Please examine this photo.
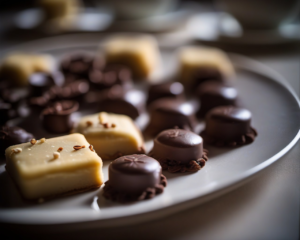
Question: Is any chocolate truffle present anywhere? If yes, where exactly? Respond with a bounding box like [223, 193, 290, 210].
[41, 100, 79, 133]
[144, 98, 197, 138]
[201, 106, 257, 147]
[196, 81, 237, 118]
[29, 72, 55, 97]
[0, 126, 34, 157]
[89, 64, 133, 91]
[97, 85, 145, 120]
[149, 129, 208, 173]
[103, 154, 167, 203]
[146, 82, 184, 106]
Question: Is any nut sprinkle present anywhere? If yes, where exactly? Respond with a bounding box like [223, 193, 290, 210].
[57, 147, 63, 152]
[86, 121, 93, 127]
[89, 145, 95, 152]
[73, 145, 85, 150]
[30, 139, 37, 145]
[40, 138, 46, 143]
[53, 152, 60, 159]
[11, 148, 22, 154]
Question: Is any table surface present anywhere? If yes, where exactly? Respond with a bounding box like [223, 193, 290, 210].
[0, 10, 299, 240]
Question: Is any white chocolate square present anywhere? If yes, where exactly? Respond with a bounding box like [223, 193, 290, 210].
[0, 53, 53, 87]
[178, 46, 235, 88]
[5, 133, 103, 200]
[74, 112, 145, 160]
[103, 34, 160, 79]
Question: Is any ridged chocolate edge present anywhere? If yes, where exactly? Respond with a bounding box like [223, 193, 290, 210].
[103, 174, 167, 203]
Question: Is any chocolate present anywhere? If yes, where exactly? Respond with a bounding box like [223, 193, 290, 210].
[60, 52, 95, 80]
[41, 100, 79, 133]
[29, 72, 55, 97]
[196, 81, 237, 118]
[103, 154, 167, 202]
[146, 82, 184, 106]
[144, 98, 197, 138]
[89, 64, 133, 91]
[0, 126, 34, 157]
[200, 106, 257, 147]
[191, 66, 224, 90]
[96, 85, 145, 120]
[0, 102, 15, 125]
[149, 129, 208, 173]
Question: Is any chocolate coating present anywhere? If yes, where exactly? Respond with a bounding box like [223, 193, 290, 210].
[29, 72, 55, 97]
[0, 126, 34, 157]
[201, 106, 257, 146]
[147, 82, 184, 105]
[109, 155, 162, 195]
[41, 100, 79, 133]
[145, 98, 197, 138]
[97, 85, 145, 120]
[151, 129, 203, 164]
[89, 64, 132, 91]
[196, 81, 237, 118]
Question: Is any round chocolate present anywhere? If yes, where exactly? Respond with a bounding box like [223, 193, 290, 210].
[196, 81, 237, 118]
[29, 72, 55, 97]
[147, 82, 184, 105]
[109, 155, 162, 195]
[41, 100, 79, 133]
[89, 64, 132, 91]
[0, 126, 34, 157]
[98, 85, 145, 120]
[150, 129, 203, 165]
[191, 66, 224, 91]
[204, 106, 252, 142]
[60, 52, 95, 79]
[145, 98, 197, 138]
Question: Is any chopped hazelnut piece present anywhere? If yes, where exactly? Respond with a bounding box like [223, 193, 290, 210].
[86, 121, 93, 127]
[30, 139, 37, 145]
[103, 123, 109, 128]
[53, 152, 60, 159]
[57, 147, 63, 152]
[111, 123, 116, 128]
[40, 138, 46, 143]
[89, 145, 95, 152]
[12, 148, 22, 153]
[73, 145, 85, 150]
[99, 112, 108, 124]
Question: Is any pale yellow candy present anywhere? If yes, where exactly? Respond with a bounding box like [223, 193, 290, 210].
[178, 46, 235, 89]
[74, 112, 145, 160]
[5, 133, 103, 200]
[103, 34, 160, 79]
[0, 53, 53, 86]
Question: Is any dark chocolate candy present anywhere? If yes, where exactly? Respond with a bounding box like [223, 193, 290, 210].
[0, 102, 14, 125]
[201, 106, 257, 147]
[149, 129, 208, 173]
[60, 52, 95, 80]
[29, 72, 55, 97]
[41, 100, 79, 133]
[109, 155, 162, 195]
[97, 85, 145, 120]
[146, 81, 184, 106]
[144, 98, 197, 138]
[0, 126, 34, 157]
[196, 81, 237, 118]
[89, 64, 132, 91]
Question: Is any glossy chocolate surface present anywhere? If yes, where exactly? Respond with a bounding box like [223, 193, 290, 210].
[204, 106, 252, 141]
[150, 129, 203, 164]
[41, 100, 79, 133]
[147, 82, 184, 105]
[145, 98, 197, 138]
[197, 81, 237, 117]
[109, 154, 162, 195]
[97, 85, 145, 120]
[0, 126, 34, 157]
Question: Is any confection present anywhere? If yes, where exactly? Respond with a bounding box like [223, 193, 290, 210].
[5, 133, 103, 200]
[144, 98, 197, 138]
[96, 85, 145, 120]
[103, 154, 167, 202]
[41, 100, 79, 133]
[200, 106, 257, 147]
[0, 53, 53, 87]
[89, 64, 132, 91]
[146, 81, 184, 106]
[196, 81, 237, 117]
[74, 112, 145, 160]
[0, 102, 15, 125]
[149, 129, 208, 173]
[29, 72, 56, 97]
[178, 46, 235, 91]
[0, 126, 34, 158]
[103, 34, 160, 79]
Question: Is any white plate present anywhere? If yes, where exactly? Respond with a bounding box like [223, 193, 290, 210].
[0, 34, 299, 229]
